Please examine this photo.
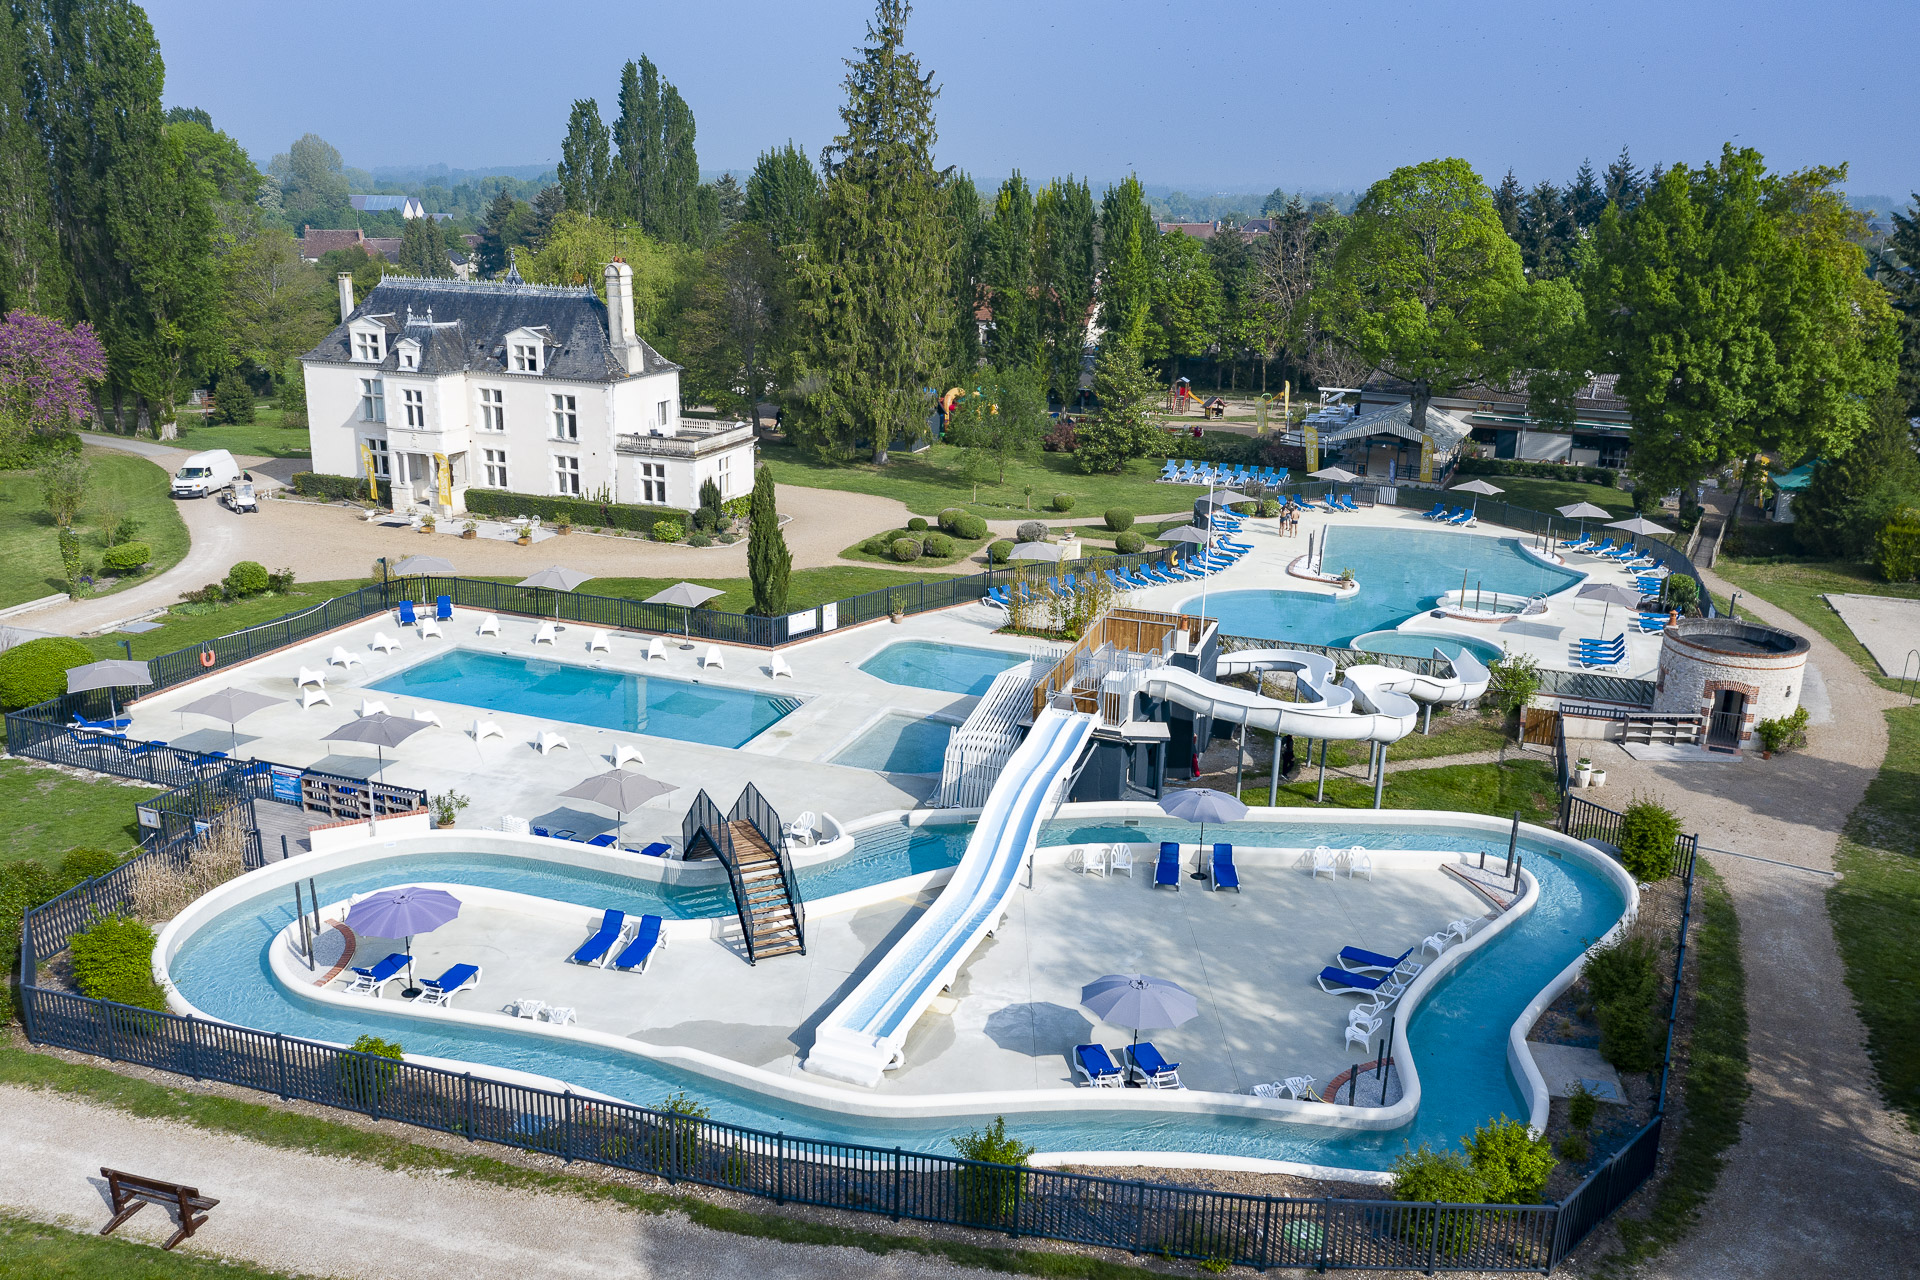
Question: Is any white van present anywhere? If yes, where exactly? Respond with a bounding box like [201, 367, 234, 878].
[171, 449, 240, 498]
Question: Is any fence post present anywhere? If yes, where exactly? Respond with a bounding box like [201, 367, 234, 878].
[185, 1015, 200, 1080]
[275, 1032, 289, 1100]
[775, 1132, 785, 1204]
[892, 1147, 902, 1221]
[464, 1072, 474, 1140]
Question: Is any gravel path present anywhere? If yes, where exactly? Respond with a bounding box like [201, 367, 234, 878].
[0, 1084, 988, 1280]
[1588, 565, 1919, 1278]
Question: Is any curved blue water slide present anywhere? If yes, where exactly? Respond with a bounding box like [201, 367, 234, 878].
[804, 708, 1095, 1087]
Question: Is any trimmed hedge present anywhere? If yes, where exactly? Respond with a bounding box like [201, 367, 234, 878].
[924, 532, 954, 557]
[1114, 530, 1145, 554]
[69, 915, 168, 1011]
[988, 539, 1014, 564]
[0, 636, 94, 710]
[953, 513, 988, 540]
[890, 537, 923, 562]
[1458, 456, 1618, 488]
[291, 472, 370, 501]
[908, 516, 929, 532]
[102, 542, 151, 573]
[1104, 508, 1135, 531]
[1050, 492, 1074, 512]
[463, 488, 685, 536]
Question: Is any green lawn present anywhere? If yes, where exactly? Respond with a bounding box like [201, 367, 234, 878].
[0, 1214, 298, 1279]
[0, 452, 190, 610]
[1829, 704, 1920, 1131]
[0, 759, 159, 867]
[1469, 475, 1640, 523]
[1711, 556, 1920, 688]
[81, 578, 374, 660]
[1322, 707, 1510, 768]
[838, 527, 994, 568]
[169, 404, 311, 459]
[760, 440, 1198, 521]
[1238, 757, 1562, 822]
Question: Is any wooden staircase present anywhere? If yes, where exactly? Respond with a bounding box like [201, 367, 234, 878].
[683, 785, 806, 965]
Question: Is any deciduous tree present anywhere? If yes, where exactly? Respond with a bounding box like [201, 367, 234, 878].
[557, 98, 610, 219]
[1032, 176, 1095, 405]
[984, 172, 1037, 369]
[1097, 175, 1153, 349]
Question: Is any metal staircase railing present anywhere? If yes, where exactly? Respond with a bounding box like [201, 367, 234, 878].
[729, 782, 804, 959]
[683, 790, 757, 961]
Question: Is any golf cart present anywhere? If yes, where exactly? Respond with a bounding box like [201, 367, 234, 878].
[223, 477, 258, 514]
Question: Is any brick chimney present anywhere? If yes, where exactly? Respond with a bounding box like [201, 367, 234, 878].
[337, 272, 355, 323]
[604, 259, 642, 375]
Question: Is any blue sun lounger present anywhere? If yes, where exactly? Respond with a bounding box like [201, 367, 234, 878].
[1128, 1041, 1182, 1088]
[397, 600, 418, 626]
[636, 841, 672, 858]
[585, 833, 618, 847]
[1317, 966, 1400, 995]
[1210, 843, 1239, 892]
[1155, 842, 1182, 890]
[436, 594, 453, 621]
[344, 952, 409, 997]
[569, 909, 626, 967]
[611, 913, 666, 973]
[1074, 1043, 1124, 1086]
[417, 963, 480, 1007]
[1338, 944, 1417, 975]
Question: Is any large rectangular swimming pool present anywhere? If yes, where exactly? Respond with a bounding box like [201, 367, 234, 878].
[369, 650, 801, 748]
[858, 640, 1029, 696]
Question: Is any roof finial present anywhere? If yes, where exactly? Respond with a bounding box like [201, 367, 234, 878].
[504, 249, 524, 286]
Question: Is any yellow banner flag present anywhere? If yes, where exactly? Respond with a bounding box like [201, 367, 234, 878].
[360, 443, 379, 504]
[1419, 433, 1434, 483]
[1255, 394, 1269, 436]
[434, 452, 451, 506]
[1304, 423, 1319, 474]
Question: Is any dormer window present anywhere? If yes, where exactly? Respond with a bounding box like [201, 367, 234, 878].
[355, 329, 384, 362]
[399, 346, 417, 371]
[512, 342, 541, 374]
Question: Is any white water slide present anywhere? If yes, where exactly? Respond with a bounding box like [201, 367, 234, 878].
[1142, 645, 1490, 745]
[805, 707, 1096, 1088]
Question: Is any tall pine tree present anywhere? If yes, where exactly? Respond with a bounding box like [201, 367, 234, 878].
[557, 98, 610, 219]
[747, 463, 791, 615]
[1566, 159, 1606, 228]
[0, 5, 66, 316]
[1603, 146, 1644, 211]
[790, 0, 952, 464]
[1883, 195, 1920, 413]
[398, 215, 452, 277]
[745, 142, 819, 249]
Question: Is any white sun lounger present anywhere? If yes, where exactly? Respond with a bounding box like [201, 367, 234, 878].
[588, 629, 611, 653]
[533, 622, 557, 646]
[476, 613, 500, 636]
[412, 707, 441, 728]
[645, 636, 667, 662]
[295, 666, 326, 689]
[299, 686, 332, 709]
[370, 632, 400, 654]
[417, 617, 443, 639]
[613, 743, 645, 767]
[535, 730, 569, 755]
[702, 645, 724, 669]
[329, 646, 362, 668]
[769, 653, 793, 678]
[472, 719, 505, 742]
[358, 699, 389, 717]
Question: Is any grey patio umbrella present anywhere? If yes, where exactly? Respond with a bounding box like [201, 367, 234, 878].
[1200, 490, 1252, 507]
[1556, 501, 1612, 539]
[643, 582, 726, 644]
[1449, 477, 1503, 514]
[518, 565, 594, 621]
[176, 686, 281, 753]
[559, 767, 679, 844]
[344, 886, 462, 994]
[1158, 525, 1212, 545]
[1605, 515, 1672, 541]
[1080, 973, 1200, 1050]
[64, 658, 152, 722]
[1577, 581, 1646, 642]
[1007, 542, 1062, 562]
[1308, 465, 1361, 483]
[1159, 786, 1249, 849]
[322, 712, 431, 775]
[392, 554, 456, 577]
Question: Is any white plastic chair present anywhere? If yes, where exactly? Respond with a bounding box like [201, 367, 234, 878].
[511, 998, 546, 1020]
[329, 646, 362, 668]
[295, 666, 326, 689]
[412, 707, 442, 728]
[476, 613, 500, 636]
[613, 743, 645, 768]
[645, 636, 667, 662]
[300, 686, 332, 709]
[370, 632, 400, 654]
[1311, 846, 1337, 880]
[587, 629, 611, 653]
[358, 699, 389, 717]
[769, 653, 793, 679]
[533, 622, 557, 646]
[1253, 1075, 1316, 1100]
[702, 645, 724, 669]
[542, 1005, 576, 1026]
[472, 719, 505, 741]
[417, 617, 443, 639]
[1345, 1014, 1383, 1052]
[1447, 918, 1476, 942]
[784, 810, 819, 847]
[1107, 844, 1134, 878]
[535, 730, 569, 755]
[1347, 846, 1373, 880]
[1422, 932, 1451, 958]
[1065, 846, 1087, 873]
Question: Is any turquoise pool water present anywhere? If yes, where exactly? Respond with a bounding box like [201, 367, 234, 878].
[830, 714, 954, 774]
[859, 641, 1027, 696]
[368, 650, 800, 748]
[1351, 631, 1506, 665]
[1184, 525, 1581, 647]
[168, 816, 1625, 1171]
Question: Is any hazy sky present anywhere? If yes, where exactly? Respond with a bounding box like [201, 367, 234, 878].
[148, 0, 1918, 198]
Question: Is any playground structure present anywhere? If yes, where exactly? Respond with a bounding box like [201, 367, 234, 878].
[1168, 378, 1226, 418]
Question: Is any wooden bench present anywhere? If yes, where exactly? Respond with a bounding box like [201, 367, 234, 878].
[98, 1167, 219, 1250]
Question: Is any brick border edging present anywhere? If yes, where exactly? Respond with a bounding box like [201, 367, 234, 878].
[312, 921, 357, 987]
[1322, 1056, 1397, 1105]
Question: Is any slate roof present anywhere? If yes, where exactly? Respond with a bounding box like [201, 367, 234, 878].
[303, 276, 678, 383]
[297, 228, 367, 259]
[1363, 373, 1628, 413]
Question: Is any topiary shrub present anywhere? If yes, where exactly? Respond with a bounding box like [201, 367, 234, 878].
[1463, 1116, 1556, 1204]
[1391, 1144, 1488, 1258]
[988, 539, 1014, 564]
[102, 542, 151, 574]
[0, 635, 94, 710]
[224, 561, 270, 597]
[891, 537, 923, 563]
[692, 507, 717, 532]
[69, 915, 167, 1011]
[907, 516, 929, 532]
[1616, 794, 1682, 880]
[1103, 508, 1134, 532]
[1050, 492, 1074, 513]
[652, 519, 684, 543]
[57, 846, 121, 889]
[936, 507, 965, 533]
[1114, 530, 1145, 554]
[1016, 520, 1048, 542]
[924, 533, 954, 558]
[860, 535, 890, 556]
[953, 513, 988, 540]
[687, 532, 713, 547]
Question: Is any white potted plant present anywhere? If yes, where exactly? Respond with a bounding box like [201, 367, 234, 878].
[1574, 756, 1593, 787]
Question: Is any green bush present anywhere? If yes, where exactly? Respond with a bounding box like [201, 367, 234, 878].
[1114, 530, 1145, 554]
[890, 537, 923, 563]
[1103, 508, 1134, 532]
[1664, 573, 1700, 615]
[463, 488, 683, 537]
[860, 535, 890, 555]
[1873, 508, 1920, 582]
[101, 542, 151, 574]
[69, 916, 167, 1011]
[691, 507, 717, 532]
[1464, 1116, 1557, 1204]
[951, 1116, 1034, 1226]
[0, 428, 79, 471]
[0, 636, 95, 710]
[1390, 1144, 1488, 1258]
[952, 513, 989, 540]
[1258, 498, 1281, 517]
[1556, 1132, 1590, 1162]
[937, 507, 966, 533]
[652, 519, 684, 543]
[1050, 492, 1074, 512]
[923, 533, 955, 557]
[224, 561, 270, 597]
[1756, 706, 1810, 755]
[1016, 520, 1048, 542]
[1458, 456, 1618, 487]
[58, 847, 122, 887]
[907, 516, 929, 532]
[337, 1034, 405, 1105]
[1617, 794, 1682, 880]
[290, 472, 370, 501]
[0, 859, 57, 1022]
[988, 539, 1014, 564]
[1585, 931, 1665, 1073]
[687, 532, 713, 547]
[1567, 1083, 1598, 1131]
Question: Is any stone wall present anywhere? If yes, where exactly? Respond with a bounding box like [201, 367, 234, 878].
[1650, 619, 1810, 747]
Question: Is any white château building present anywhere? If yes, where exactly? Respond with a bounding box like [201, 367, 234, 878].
[301, 264, 755, 515]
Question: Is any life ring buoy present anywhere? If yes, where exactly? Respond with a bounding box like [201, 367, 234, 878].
[199, 650, 216, 668]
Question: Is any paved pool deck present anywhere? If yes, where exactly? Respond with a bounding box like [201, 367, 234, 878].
[317, 847, 1493, 1104]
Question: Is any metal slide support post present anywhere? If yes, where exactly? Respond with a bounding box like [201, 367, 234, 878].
[1423, 702, 1432, 735]
[1316, 739, 1327, 802]
[1235, 722, 1246, 800]
[1373, 743, 1386, 809]
[1269, 732, 1282, 802]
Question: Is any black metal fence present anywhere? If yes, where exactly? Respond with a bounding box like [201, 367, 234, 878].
[1558, 793, 1699, 882]
[1536, 668, 1657, 707]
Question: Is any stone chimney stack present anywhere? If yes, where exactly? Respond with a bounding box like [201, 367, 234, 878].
[337, 272, 355, 323]
[604, 259, 642, 374]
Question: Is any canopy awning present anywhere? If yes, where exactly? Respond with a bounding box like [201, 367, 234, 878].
[1315, 401, 1474, 453]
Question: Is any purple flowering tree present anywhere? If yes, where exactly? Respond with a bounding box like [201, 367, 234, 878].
[0, 311, 107, 435]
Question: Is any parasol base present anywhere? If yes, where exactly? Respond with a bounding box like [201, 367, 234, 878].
[400, 987, 423, 1000]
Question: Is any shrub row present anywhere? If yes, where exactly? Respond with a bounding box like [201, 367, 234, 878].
[1457, 456, 1619, 488]
[0, 429, 80, 471]
[290, 472, 370, 501]
[462, 488, 685, 535]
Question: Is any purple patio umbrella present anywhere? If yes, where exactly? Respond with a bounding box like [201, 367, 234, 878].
[345, 886, 461, 996]
[1081, 973, 1200, 1050]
